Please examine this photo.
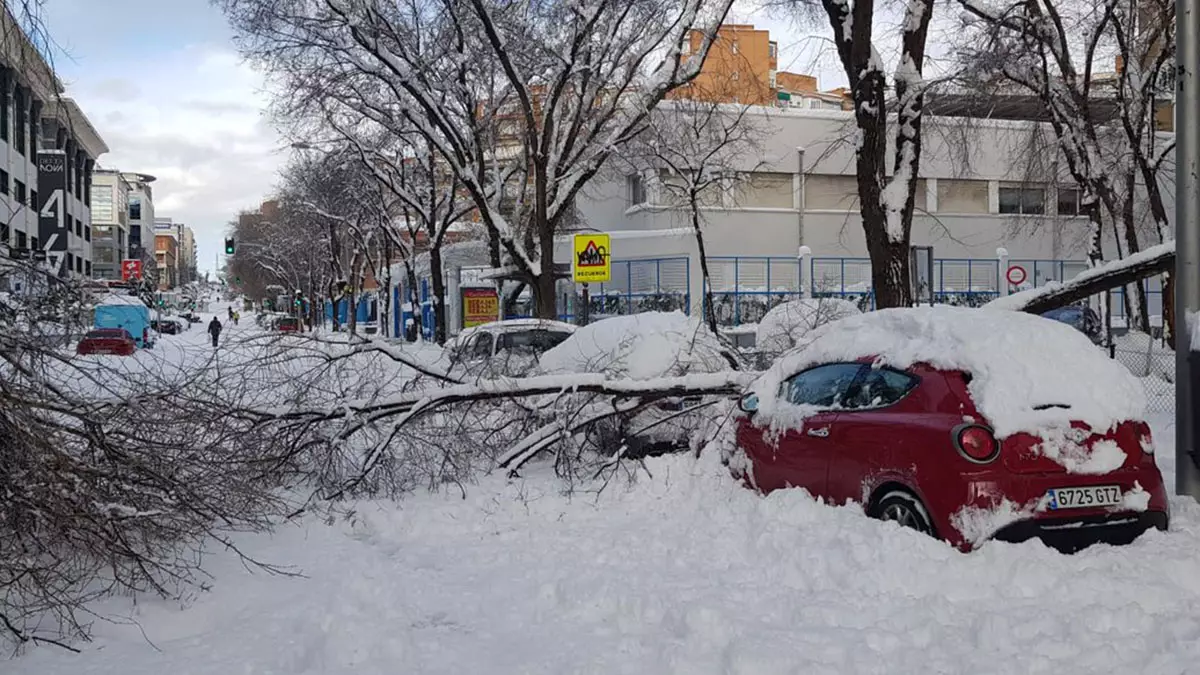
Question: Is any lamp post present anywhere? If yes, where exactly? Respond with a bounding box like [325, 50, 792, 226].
[1176, 0, 1200, 499]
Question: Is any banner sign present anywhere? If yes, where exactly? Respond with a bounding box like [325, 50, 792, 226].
[461, 287, 500, 328]
[37, 150, 68, 255]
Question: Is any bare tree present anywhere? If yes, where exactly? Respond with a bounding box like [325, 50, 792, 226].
[217, 0, 736, 319]
[777, 0, 936, 307]
[624, 99, 765, 333]
[957, 0, 1176, 340]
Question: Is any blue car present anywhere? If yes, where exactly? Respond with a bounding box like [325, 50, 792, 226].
[1041, 305, 1103, 343]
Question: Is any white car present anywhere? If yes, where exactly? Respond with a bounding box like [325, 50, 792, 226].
[447, 319, 578, 375]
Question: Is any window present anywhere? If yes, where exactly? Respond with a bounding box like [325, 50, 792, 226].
[75, 256, 82, 273]
[12, 88, 24, 156]
[85, 260, 91, 276]
[469, 332, 494, 359]
[129, 197, 142, 221]
[29, 236, 36, 250]
[732, 39, 739, 54]
[999, 185, 1045, 215]
[497, 330, 572, 353]
[1057, 187, 1081, 217]
[16, 231, 26, 248]
[0, 169, 8, 195]
[738, 172, 794, 209]
[75, 217, 82, 237]
[29, 189, 35, 212]
[627, 174, 646, 206]
[769, 71, 777, 89]
[781, 363, 865, 408]
[14, 180, 25, 205]
[805, 174, 859, 210]
[731, 70, 740, 81]
[936, 179, 988, 214]
[66, 252, 74, 269]
[845, 368, 919, 409]
[0, 75, 8, 142]
[0, 222, 8, 244]
[769, 42, 778, 58]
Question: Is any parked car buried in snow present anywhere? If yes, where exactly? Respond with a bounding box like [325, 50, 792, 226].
[731, 306, 1168, 553]
[76, 328, 137, 356]
[447, 319, 577, 376]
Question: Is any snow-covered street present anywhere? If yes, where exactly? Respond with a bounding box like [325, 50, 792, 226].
[11, 323, 1200, 675]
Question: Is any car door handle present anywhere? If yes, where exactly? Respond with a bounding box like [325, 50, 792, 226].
[806, 426, 830, 438]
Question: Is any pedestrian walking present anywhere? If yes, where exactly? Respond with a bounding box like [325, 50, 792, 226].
[208, 316, 223, 347]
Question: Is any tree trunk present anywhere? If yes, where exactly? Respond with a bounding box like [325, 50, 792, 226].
[429, 247, 448, 344]
[1120, 176, 1151, 333]
[404, 262, 422, 341]
[690, 201, 719, 334]
[533, 225, 558, 319]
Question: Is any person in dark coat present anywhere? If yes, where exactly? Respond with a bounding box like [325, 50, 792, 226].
[208, 316, 223, 347]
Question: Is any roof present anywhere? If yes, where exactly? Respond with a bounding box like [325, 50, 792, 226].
[95, 293, 148, 307]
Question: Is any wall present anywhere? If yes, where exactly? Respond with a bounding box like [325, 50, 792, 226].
[574, 105, 1173, 263]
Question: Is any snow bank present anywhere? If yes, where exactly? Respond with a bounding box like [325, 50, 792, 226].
[755, 297, 861, 357]
[752, 306, 1146, 438]
[14, 420, 1200, 675]
[538, 311, 732, 379]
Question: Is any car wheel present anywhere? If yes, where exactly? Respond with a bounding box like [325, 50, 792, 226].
[871, 490, 935, 536]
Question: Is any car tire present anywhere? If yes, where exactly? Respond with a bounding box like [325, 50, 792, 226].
[870, 490, 935, 537]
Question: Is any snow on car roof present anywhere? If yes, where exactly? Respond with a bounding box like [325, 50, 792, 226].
[539, 311, 732, 379]
[753, 306, 1145, 438]
[95, 293, 147, 307]
[453, 318, 577, 342]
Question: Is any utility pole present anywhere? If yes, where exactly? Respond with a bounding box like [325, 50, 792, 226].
[1175, 0, 1200, 499]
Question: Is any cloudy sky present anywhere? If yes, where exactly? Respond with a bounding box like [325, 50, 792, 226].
[39, 0, 849, 278]
[42, 0, 285, 277]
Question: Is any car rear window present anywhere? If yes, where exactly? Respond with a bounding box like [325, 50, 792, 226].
[498, 330, 572, 352]
[87, 329, 124, 339]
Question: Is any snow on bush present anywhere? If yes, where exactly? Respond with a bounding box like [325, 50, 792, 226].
[538, 311, 733, 379]
[755, 297, 861, 358]
[751, 306, 1146, 438]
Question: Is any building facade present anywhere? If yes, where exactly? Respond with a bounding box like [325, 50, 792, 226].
[90, 169, 132, 279]
[154, 230, 177, 290]
[0, 9, 108, 280]
[123, 172, 156, 267]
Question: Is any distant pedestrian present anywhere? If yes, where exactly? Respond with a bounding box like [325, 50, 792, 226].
[208, 317, 223, 347]
[233, 311, 240, 326]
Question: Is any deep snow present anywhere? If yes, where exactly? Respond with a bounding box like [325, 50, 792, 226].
[11, 306, 1200, 674]
[10, 412, 1200, 674]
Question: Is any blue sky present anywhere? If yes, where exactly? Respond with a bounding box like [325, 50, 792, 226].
[37, 0, 850, 278]
[42, 0, 285, 277]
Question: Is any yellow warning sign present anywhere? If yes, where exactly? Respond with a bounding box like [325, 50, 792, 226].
[572, 233, 611, 283]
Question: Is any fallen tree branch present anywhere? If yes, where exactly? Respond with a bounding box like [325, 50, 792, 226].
[986, 241, 1174, 315]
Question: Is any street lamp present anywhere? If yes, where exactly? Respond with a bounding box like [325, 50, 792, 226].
[1176, 0, 1200, 499]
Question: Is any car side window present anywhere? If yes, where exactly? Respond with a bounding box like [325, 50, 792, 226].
[844, 367, 918, 409]
[780, 363, 864, 408]
[470, 332, 494, 359]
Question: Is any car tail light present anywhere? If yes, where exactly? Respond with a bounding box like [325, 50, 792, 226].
[953, 424, 999, 464]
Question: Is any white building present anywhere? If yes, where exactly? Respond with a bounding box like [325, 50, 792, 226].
[0, 7, 107, 279]
[123, 172, 156, 265]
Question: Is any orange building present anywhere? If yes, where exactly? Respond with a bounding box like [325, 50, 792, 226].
[674, 24, 851, 110]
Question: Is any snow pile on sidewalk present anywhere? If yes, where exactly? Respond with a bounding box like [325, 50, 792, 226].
[752, 306, 1146, 438]
[13, 417, 1200, 675]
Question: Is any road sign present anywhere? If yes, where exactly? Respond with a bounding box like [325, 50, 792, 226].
[572, 233, 611, 283]
[461, 287, 500, 328]
[1006, 265, 1027, 286]
[122, 259, 143, 281]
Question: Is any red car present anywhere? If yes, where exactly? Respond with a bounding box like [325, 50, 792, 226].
[732, 307, 1170, 553]
[77, 328, 137, 356]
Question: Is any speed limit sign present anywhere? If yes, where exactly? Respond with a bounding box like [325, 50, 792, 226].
[1006, 265, 1027, 286]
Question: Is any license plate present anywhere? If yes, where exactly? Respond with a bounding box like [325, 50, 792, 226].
[1046, 485, 1122, 510]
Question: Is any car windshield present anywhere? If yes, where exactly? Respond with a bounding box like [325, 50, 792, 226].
[1042, 307, 1084, 326]
[498, 329, 572, 353]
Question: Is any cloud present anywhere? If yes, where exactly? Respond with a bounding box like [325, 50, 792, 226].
[60, 44, 284, 275]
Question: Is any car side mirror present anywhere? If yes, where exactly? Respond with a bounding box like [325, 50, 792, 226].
[738, 392, 759, 413]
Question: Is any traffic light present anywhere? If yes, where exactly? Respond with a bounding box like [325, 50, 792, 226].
[224, 237, 235, 255]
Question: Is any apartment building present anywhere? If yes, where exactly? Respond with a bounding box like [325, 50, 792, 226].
[673, 24, 849, 110]
[90, 169, 132, 279]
